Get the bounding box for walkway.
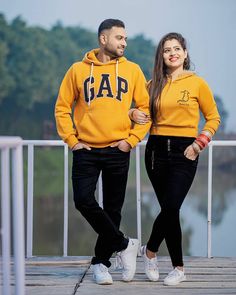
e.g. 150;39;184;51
21;256;236;294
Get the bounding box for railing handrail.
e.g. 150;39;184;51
22;139;236;146
22;139;236;259
0;136;23;147
0;136;25;295
209;140;236;146
138;139;236;146
22;140;69;257
23;139;66;146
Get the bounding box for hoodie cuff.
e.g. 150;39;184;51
125;135;140;148
65;135;79;150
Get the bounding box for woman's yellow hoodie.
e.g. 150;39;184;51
55;49;151;149
150;72;220;137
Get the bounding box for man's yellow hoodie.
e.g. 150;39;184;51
55;49;151;149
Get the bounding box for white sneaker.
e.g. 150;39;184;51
118;238;139;282
141;245;159;281
92;263;113;285
164;267;186;286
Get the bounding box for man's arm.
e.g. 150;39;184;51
125;66;151;148
55;65;80;149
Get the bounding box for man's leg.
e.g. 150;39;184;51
72;148;127;267
93;147;139;282
94;147;130;261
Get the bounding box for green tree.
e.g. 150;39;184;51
214;95;228;132
0;14;229;139
126;34;155;79
0;14;15;103
199;94;228;133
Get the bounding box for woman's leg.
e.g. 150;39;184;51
145;136;198;267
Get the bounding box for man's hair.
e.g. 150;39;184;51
98;19;125;37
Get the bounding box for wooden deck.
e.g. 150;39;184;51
81;256;236;295
3;256;236;294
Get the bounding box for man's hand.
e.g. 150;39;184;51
110;140;131;152
72;142;91;151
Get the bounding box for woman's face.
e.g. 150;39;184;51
163;39;187;72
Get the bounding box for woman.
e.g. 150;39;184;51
129;32;220;285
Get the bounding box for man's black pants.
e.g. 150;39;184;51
72;146;130;267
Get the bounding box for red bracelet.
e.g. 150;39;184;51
198;133;211;143
195;133;211;150
195;139;205;150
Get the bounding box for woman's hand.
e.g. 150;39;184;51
184;144;199;160
129;109;150;124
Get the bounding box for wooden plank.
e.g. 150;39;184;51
2;256;236;295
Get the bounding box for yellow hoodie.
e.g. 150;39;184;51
55;49;151;149
150;72;220;137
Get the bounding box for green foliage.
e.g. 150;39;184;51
0;14;15;103
125;34;155;79
198;94;228;133
214;95;228;132
0;14;98;138
0;13;228;138
0;41;14;102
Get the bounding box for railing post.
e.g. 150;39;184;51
27;144;34;258
135;145;142;248
63;144;69;256
12;143;25;295
207;144;213;258
1;148;11;295
1;137;25;295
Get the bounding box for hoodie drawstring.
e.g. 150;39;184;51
88;62;94;106
115;59;119;98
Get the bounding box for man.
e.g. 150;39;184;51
55;19;151;285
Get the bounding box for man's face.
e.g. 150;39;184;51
101;27;127;58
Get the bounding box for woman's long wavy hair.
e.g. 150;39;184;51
149;32;191;125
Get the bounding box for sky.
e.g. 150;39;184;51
1;0;236;131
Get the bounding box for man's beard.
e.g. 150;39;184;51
104;45;124;59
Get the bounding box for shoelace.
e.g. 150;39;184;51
147;259;158;271
99;264;109;273
113;252;124;270
168;268;181;278
142;246;158;271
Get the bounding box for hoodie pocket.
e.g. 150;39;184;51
76;100;131;145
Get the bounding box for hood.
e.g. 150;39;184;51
148;71;196;89
167;71;196;82
83;48;127;66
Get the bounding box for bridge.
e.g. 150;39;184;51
1;137;236;294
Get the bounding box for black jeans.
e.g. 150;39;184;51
145;135;198;267
72;146;130;267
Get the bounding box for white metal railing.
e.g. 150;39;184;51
207;140;236;258
0;137;25;295
22;139;236;259
139;140;236;258
23;140;68;258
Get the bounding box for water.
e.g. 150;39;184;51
182;189;236;257
27;146;236;257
